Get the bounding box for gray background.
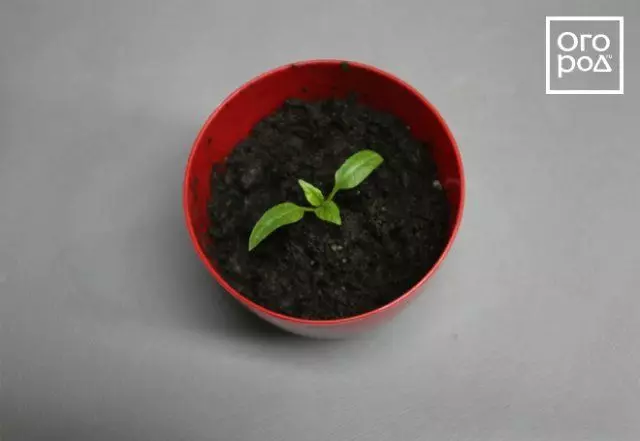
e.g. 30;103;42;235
1;1;639;440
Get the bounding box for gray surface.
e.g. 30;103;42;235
1;1;639;440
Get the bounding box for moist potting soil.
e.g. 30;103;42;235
208;97;450;319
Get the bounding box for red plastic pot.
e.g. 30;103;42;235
184;60;465;338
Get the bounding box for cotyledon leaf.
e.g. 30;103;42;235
333;150;384;192
248;202;305;251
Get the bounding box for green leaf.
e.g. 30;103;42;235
298;179;325;207
315;201;341;225
333;150;384;192
249;202;305;251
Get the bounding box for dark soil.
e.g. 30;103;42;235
208;96;450;320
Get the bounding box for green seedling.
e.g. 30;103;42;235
249;150;384;250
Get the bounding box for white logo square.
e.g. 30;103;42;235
546;16;624;94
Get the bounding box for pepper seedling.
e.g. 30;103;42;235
248;149;384;250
